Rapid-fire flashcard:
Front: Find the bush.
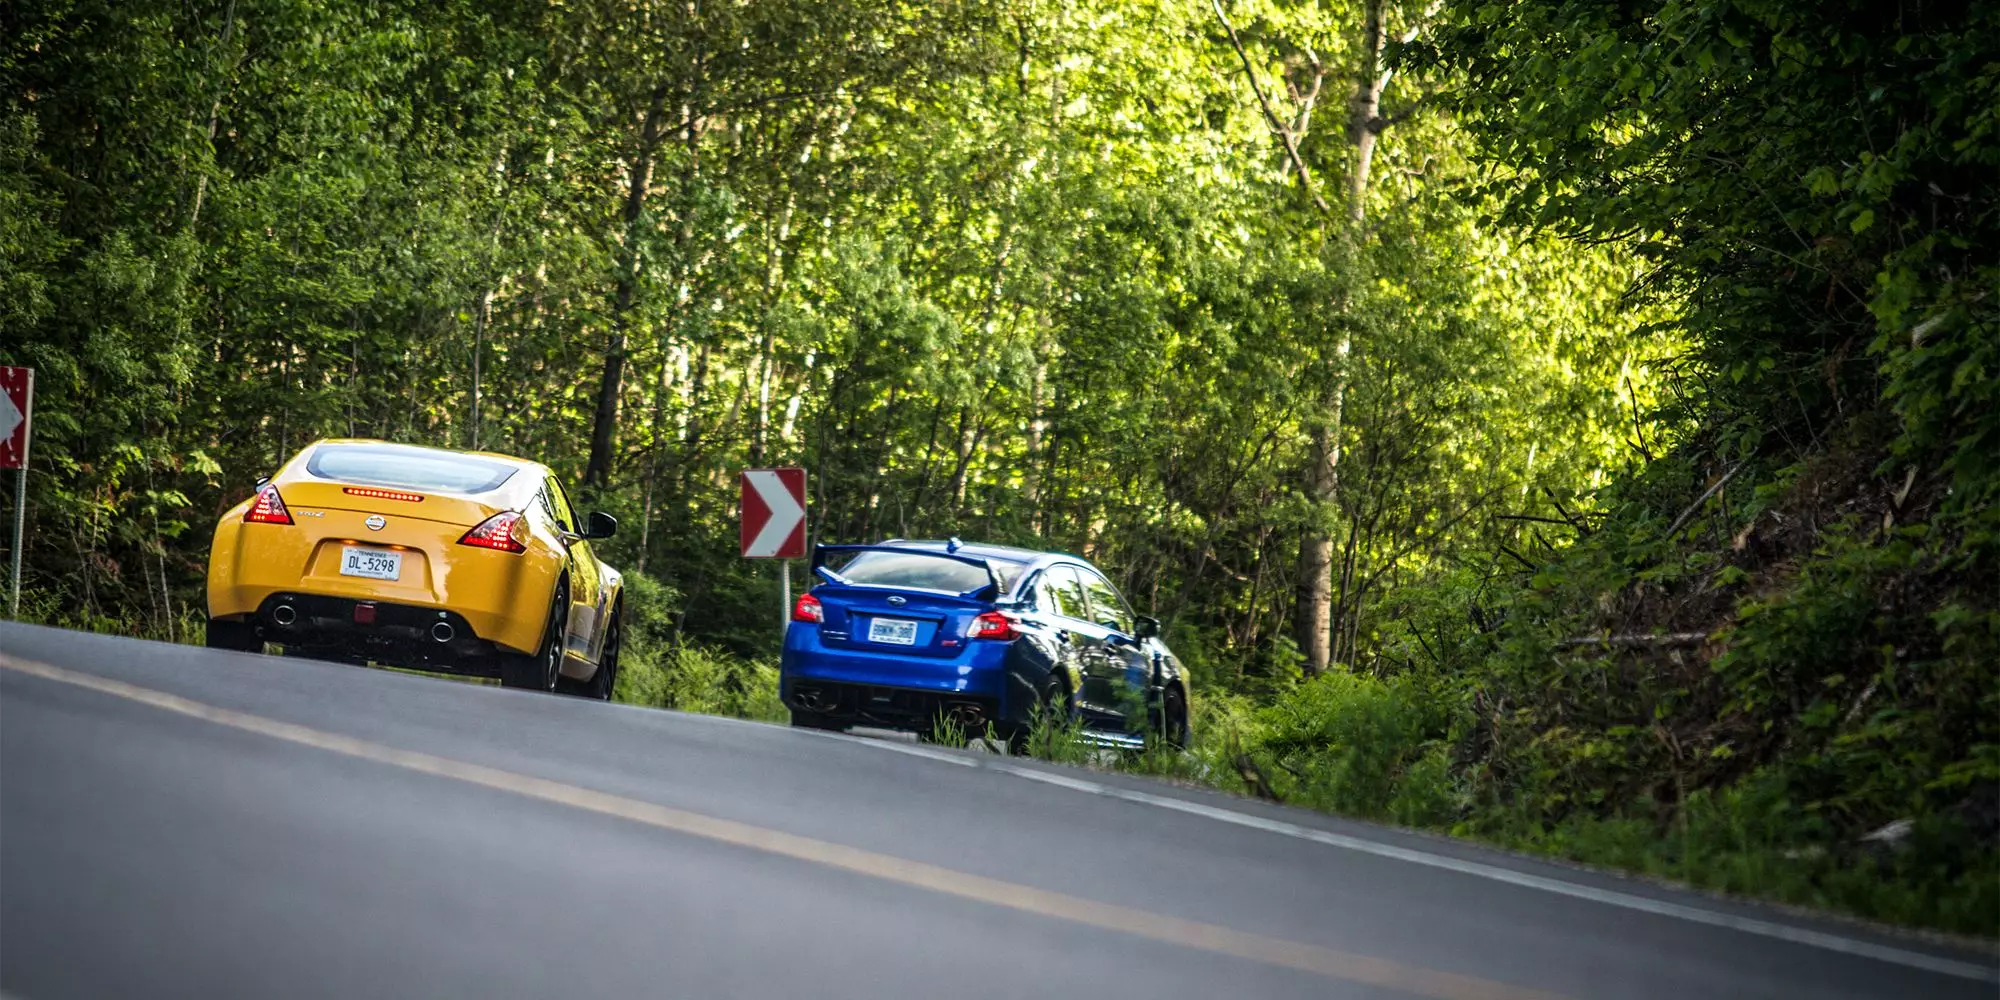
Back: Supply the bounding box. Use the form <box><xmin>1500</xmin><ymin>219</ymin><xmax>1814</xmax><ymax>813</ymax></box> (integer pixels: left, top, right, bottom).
<box><xmin>1237</xmin><ymin>670</ymin><xmax>1462</xmax><ymax>825</ymax></box>
<box><xmin>612</xmin><ymin>571</ymin><xmax>784</xmax><ymax>722</ymax></box>
<box><xmin>614</xmin><ymin>639</ymin><xmax>785</xmax><ymax>722</ymax></box>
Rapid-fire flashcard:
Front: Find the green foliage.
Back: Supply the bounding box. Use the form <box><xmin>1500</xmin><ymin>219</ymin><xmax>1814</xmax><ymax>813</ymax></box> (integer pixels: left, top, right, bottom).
<box><xmin>612</xmin><ymin>572</ymin><xmax>785</xmax><ymax>722</ymax></box>
<box><xmin>0</xmin><ymin>0</ymin><xmax>1665</xmax><ymax>688</ymax></box>
<box><xmin>7</xmin><ymin>0</ymin><xmax>1994</xmax><ymax>939</ymax></box>
<box><xmin>1236</xmin><ymin>670</ymin><xmax>1462</xmax><ymax>826</ymax></box>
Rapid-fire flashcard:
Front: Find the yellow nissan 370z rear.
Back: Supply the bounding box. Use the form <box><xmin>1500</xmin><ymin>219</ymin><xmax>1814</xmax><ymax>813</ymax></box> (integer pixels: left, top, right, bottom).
<box><xmin>205</xmin><ymin>439</ymin><xmax>626</xmax><ymax>698</ymax></box>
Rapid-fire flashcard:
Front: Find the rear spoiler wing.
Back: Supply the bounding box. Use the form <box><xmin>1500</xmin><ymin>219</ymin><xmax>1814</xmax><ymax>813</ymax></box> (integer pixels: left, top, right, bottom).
<box><xmin>810</xmin><ymin>543</ymin><xmax>1006</xmax><ymax>601</ymax></box>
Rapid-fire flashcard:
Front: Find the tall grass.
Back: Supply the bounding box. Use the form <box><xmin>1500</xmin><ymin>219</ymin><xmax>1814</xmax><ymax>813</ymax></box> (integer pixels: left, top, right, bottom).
<box><xmin>612</xmin><ymin>639</ymin><xmax>786</xmax><ymax>722</ymax></box>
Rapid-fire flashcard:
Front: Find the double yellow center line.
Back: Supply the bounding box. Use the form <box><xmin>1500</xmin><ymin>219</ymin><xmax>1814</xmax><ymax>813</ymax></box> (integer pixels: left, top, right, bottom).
<box><xmin>0</xmin><ymin>653</ymin><xmax>1564</xmax><ymax>1000</ymax></box>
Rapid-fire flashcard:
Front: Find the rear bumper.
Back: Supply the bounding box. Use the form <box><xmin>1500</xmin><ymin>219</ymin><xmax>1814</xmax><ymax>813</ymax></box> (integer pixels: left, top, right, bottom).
<box><xmin>780</xmin><ymin>624</ymin><xmax>1048</xmax><ymax>733</ymax></box>
<box><xmin>217</xmin><ymin>593</ymin><xmax>507</xmax><ymax>677</ymax></box>
<box><xmin>206</xmin><ymin>517</ymin><xmax>560</xmax><ymax>655</ymax></box>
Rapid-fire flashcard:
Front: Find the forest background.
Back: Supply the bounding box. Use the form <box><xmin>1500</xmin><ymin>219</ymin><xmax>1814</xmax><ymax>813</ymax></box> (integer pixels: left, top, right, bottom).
<box><xmin>3</xmin><ymin>0</ymin><xmax>1994</xmax><ymax>936</ymax></box>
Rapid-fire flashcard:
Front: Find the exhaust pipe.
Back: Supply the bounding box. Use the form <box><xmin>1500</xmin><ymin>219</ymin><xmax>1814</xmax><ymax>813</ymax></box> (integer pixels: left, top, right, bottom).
<box><xmin>943</xmin><ymin>702</ymin><xmax>986</xmax><ymax>732</ymax></box>
<box><xmin>792</xmin><ymin>686</ymin><xmax>836</xmax><ymax>713</ymax></box>
<box><xmin>431</xmin><ymin>622</ymin><xmax>455</xmax><ymax>643</ymax></box>
<box><xmin>272</xmin><ymin>604</ymin><xmax>297</xmax><ymax>627</ymax></box>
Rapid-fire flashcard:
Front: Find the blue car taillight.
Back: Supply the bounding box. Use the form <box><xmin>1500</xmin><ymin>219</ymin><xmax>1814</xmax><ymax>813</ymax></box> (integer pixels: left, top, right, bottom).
<box><xmin>969</xmin><ymin>611</ymin><xmax>1019</xmax><ymax>641</ymax></box>
<box><xmin>792</xmin><ymin>592</ymin><xmax>824</xmax><ymax>623</ymax></box>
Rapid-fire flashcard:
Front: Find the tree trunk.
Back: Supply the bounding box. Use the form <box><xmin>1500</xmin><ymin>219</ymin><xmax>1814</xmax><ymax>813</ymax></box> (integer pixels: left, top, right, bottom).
<box><xmin>585</xmin><ymin>83</ymin><xmax>671</xmax><ymax>489</ymax></box>
<box><xmin>1346</xmin><ymin>0</ymin><xmax>1387</xmax><ymax>227</ymax></box>
<box><xmin>749</xmin><ymin>188</ymin><xmax>798</xmax><ymax>466</ymax></box>
<box><xmin>469</xmin><ymin>287</ymin><xmax>491</xmax><ymax>450</ymax></box>
<box><xmin>1295</xmin><ymin>423</ymin><xmax>1337</xmax><ymax>673</ymax></box>
<box><xmin>1295</xmin><ymin>0</ymin><xmax>1387</xmax><ymax>675</ymax></box>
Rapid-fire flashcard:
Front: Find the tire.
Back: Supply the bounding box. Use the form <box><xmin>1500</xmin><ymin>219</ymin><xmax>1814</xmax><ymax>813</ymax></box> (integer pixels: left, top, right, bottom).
<box><xmin>578</xmin><ymin>602</ymin><xmax>621</xmax><ymax>701</ymax></box>
<box><xmin>1008</xmin><ymin>673</ymin><xmax>1071</xmax><ymax>757</ymax></box>
<box><xmin>1156</xmin><ymin>684</ymin><xmax>1190</xmax><ymax>751</ymax></box>
<box><xmin>789</xmin><ymin>708</ymin><xmax>845</xmax><ymax>732</ymax></box>
<box><xmin>501</xmin><ymin>579</ymin><xmax>567</xmax><ymax>692</ymax></box>
<box><xmin>204</xmin><ymin>617</ymin><xmax>262</xmax><ymax>653</ymax></box>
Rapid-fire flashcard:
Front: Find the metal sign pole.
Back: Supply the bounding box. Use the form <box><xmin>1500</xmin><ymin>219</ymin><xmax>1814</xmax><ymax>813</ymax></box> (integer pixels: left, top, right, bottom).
<box><xmin>8</xmin><ymin>465</ymin><xmax>22</xmax><ymax>619</ymax></box>
<box><xmin>779</xmin><ymin>559</ymin><xmax>791</xmax><ymax>637</ymax></box>
<box><xmin>3</xmin><ymin>366</ymin><xmax>27</xmax><ymax>621</ymax></box>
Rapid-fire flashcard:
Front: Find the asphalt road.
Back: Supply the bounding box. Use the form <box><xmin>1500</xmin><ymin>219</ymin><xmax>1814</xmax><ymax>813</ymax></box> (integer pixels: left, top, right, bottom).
<box><xmin>2</xmin><ymin>621</ymin><xmax>1994</xmax><ymax>999</ymax></box>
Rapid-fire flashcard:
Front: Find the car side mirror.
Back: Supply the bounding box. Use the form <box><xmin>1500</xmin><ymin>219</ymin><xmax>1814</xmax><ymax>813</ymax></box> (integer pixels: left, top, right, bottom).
<box><xmin>255</xmin><ymin>475</ymin><xmax>270</xmax><ymax>488</ymax></box>
<box><xmin>1134</xmin><ymin>615</ymin><xmax>1160</xmax><ymax>640</ymax></box>
<box><xmin>582</xmin><ymin>511</ymin><xmax>618</xmax><ymax>540</ymax></box>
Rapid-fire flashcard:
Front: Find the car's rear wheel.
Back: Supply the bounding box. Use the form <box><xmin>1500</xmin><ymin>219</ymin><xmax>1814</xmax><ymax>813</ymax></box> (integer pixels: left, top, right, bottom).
<box><xmin>1156</xmin><ymin>684</ymin><xmax>1189</xmax><ymax>750</ymax></box>
<box><xmin>204</xmin><ymin>618</ymin><xmax>262</xmax><ymax>653</ymax></box>
<box><xmin>1009</xmin><ymin>673</ymin><xmax>1072</xmax><ymax>757</ymax></box>
<box><xmin>501</xmin><ymin>579</ymin><xmax>567</xmax><ymax>692</ymax></box>
<box><xmin>579</xmin><ymin>602</ymin><xmax>621</xmax><ymax>701</ymax></box>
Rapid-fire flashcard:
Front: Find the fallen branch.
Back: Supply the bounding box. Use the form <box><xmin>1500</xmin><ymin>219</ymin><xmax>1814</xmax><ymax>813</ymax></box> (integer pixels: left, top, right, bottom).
<box><xmin>1234</xmin><ymin>754</ymin><xmax>1283</xmax><ymax>802</ymax></box>
<box><xmin>1662</xmin><ymin>458</ymin><xmax>1750</xmax><ymax>540</ymax></box>
<box><xmin>1555</xmin><ymin>633</ymin><xmax>1710</xmax><ymax>648</ymax></box>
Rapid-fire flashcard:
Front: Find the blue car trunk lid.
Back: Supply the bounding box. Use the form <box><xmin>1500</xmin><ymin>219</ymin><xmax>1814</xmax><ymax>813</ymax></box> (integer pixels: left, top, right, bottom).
<box><xmin>811</xmin><ymin>584</ymin><xmax>994</xmax><ymax>658</ymax></box>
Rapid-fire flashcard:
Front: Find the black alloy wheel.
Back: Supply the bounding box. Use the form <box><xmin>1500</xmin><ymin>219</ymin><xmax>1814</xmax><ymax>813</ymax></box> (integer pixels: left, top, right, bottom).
<box><xmin>1010</xmin><ymin>673</ymin><xmax>1072</xmax><ymax>758</ymax></box>
<box><xmin>502</xmin><ymin>579</ymin><xmax>568</xmax><ymax>692</ymax></box>
<box><xmin>581</xmin><ymin>603</ymin><xmax>621</xmax><ymax>700</ymax></box>
<box><xmin>1157</xmin><ymin>684</ymin><xmax>1190</xmax><ymax>751</ymax></box>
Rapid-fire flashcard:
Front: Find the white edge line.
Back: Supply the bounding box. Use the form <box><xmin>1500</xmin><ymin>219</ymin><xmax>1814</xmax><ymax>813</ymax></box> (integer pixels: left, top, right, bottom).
<box><xmin>987</xmin><ymin>763</ymin><xmax>2000</xmax><ymax>983</ymax></box>
<box><xmin>839</xmin><ymin>733</ymin><xmax>977</xmax><ymax>766</ymax></box>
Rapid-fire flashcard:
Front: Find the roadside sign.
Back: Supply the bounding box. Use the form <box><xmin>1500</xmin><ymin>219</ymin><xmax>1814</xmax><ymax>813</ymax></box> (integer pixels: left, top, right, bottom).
<box><xmin>0</xmin><ymin>366</ymin><xmax>29</xmax><ymax>471</ymax></box>
<box><xmin>740</xmin><ymin>468</ymin><xmax>807</xmax><ymax>559</ymax></box>
<box><xmin>2</xmin><ymin>365</ymin><xmax>31</xmax><ymax>619</ymax></box>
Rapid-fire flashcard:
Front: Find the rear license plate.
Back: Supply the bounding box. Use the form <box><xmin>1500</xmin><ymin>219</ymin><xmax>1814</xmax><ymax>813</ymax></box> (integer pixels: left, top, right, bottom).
<box><xmin>339</xmin><ymin>546</ymin><xmax>402</xmax><ymax>581</ymax></box>
<box><xmin>867</xmin><ymin>617</ymin><xmax>919</xmax><ymax>645</ymax></box>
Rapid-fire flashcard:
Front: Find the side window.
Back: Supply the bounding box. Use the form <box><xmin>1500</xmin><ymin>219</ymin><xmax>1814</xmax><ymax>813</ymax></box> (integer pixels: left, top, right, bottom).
<box><xmin>1078</xmin><ymin>568</ymin><xmax>1134</xmax><ymax>635</ymax></box>
<box><xmin>1028</xmin><ymin>572</ymin><xmax>1055</xmax><ymax>613</ymax></box>
<box><xmin>1045</xmin><ymin>565</ymin><xmax>1092</xmax><ymax>622</ymax></box>
<box><xmin>543</xmin><ymin>476</ymin><xmax>577</xmax><ymax>532</ymax></box>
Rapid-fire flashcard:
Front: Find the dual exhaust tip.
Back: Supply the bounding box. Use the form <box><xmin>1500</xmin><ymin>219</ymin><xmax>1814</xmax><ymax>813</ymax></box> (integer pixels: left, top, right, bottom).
<box><xmin>941</xmin><ymin>702</ymin><xmax>986</xmax><ymax>732</ymax></box>
<box><xmin>268</xmin><ymin>603</ymin><xmax>455</xmax><ymax>643</ymax></box>
<box><xmin>792</xmin><ymin>686</ymin><xmax>838</xmax><ymax>713</ymax></box>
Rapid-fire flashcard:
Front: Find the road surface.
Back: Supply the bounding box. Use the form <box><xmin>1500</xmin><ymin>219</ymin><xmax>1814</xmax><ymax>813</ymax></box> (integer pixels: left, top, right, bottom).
<box><xmin>1</xmin><ymin>621</ymin><xmax>1993</xmax><ymax>999</ymax></box>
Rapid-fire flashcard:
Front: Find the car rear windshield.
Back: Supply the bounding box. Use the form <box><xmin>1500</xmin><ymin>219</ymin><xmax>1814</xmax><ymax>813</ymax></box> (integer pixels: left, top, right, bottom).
<box><xmin>305</xmin><ymin>443</ymin><xmax>518</xmax><ymax>494</ymax></box>
<box><xmin>834</xmin><ymin>550</ymin><xmax>1024</xmax><ymax>594</ymax></box>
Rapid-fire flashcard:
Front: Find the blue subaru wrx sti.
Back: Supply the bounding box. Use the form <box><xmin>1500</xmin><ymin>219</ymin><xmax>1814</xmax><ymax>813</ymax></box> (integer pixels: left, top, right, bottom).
<box><xmin>780</xmin><ymin>539</ymin><xmax>1190</xmax><ymax>752</ymax></box>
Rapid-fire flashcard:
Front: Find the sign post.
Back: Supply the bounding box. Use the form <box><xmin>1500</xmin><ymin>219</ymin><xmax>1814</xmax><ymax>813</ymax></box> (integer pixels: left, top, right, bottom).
<box><xmin>740</xmin><ymin>468</ymin><xmax>807</xmax><ymax>635</ymax></box>
<box><xmin>1</xmin><ymin>366</ymin><xmax>34</xmax><ymax>619</ymax></box>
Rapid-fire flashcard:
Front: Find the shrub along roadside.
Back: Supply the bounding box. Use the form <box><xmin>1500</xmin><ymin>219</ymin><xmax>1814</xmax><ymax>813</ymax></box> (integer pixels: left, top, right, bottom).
<box><xmin>605</xmin><ymin>571</ymin><xmax>785</xmax><ymax>722</ymax></box>
<box><xmin>1074</xmin><ymin>669</ymin><xmax>1999</xmax><ymax>941</ymax></box>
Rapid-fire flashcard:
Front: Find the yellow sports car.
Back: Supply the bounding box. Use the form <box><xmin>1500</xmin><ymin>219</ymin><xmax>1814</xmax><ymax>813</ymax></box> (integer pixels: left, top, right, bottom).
<box><xmin>205</xmin><ymin>439</ymin><xmax>625</xmax><ymax>698</ymax></box>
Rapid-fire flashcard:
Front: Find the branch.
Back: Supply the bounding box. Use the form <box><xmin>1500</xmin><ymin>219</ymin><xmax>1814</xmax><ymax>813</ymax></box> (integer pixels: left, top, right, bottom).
<box><xmin>1493</xmin><ymin>513</ymin><xmax>1576</xmax><ymax>527</ymax></box>
<box><xmin>1210</xmin><ymin>0</ymin><xmax>1330</xmax><ymax>216</ymax></box>
<box><xmin>1662</xmin><ymin>458</ymin><xmax>1750</xmax><ymax>541</ymax></box>
<box><xmin>1556</xmin><ymin>633</ymin><xmax>1710</xmax><ymax>649</ymax></box>
<box><xmin>1291</xmin><ymin>45</ymin><xmax>1325</xmax><ymax>139</ymax></box>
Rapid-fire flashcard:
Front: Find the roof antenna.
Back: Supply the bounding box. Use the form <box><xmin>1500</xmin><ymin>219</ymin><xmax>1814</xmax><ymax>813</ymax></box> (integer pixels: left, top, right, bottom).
<box><xmin>946</xmin><ymin>536</ymin><xmax>964</xmax><ymax>553</ymax></box>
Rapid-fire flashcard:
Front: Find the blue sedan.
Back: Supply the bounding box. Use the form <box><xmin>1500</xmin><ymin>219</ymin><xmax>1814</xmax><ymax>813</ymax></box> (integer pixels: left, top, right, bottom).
<box><xmin>780</xmin><ymin>539</ymin><xmax>1190</xmax><ymax>752</ymax></box>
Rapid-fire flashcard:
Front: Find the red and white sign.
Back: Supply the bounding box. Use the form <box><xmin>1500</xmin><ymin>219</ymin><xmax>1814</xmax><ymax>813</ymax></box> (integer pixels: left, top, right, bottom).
<box><xmin>740</xmin><ymin>467</ymin><xmax>806</xmax><ymax>559</ymax></box>
<box><xmin>0</xmin><ymin>366</ymin><xmax>31</xmax><ymax>471</ymax></box>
